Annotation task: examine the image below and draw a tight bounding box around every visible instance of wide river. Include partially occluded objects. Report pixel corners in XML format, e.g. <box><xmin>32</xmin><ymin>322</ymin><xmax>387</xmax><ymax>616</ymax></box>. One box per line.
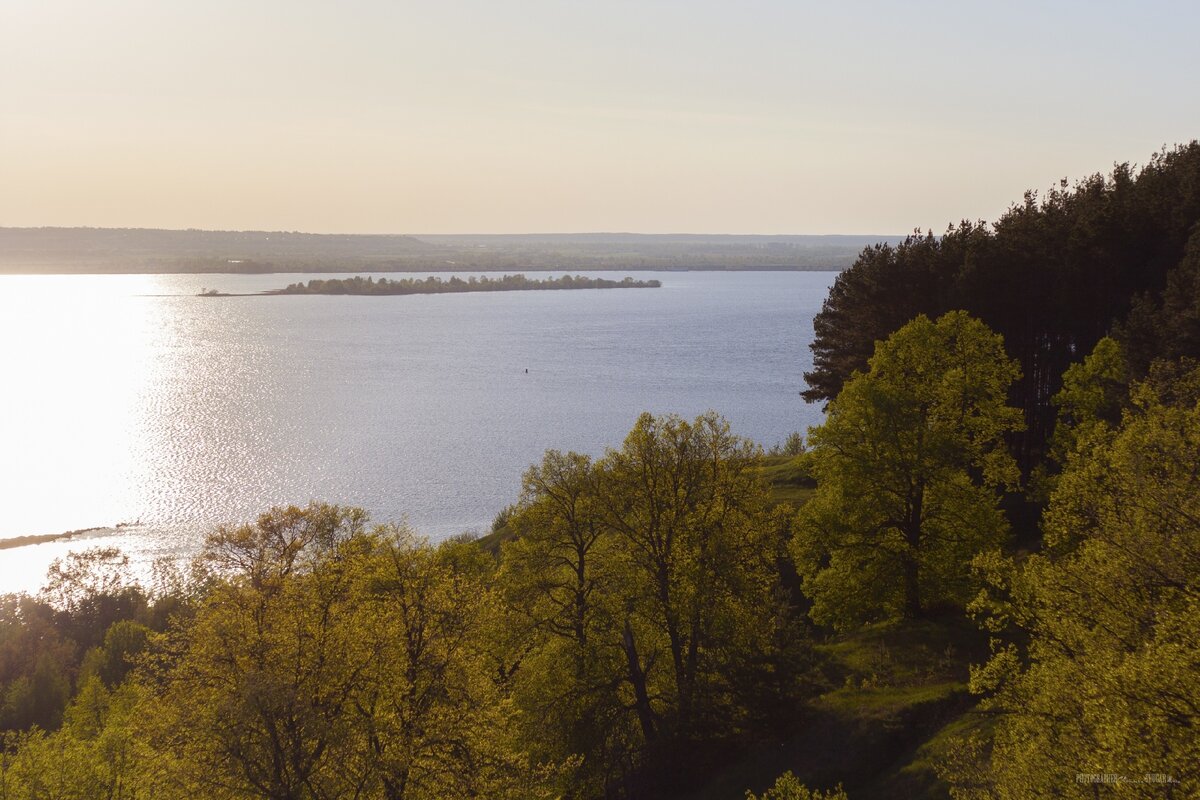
<box><xmin>0</xmin><ymin>271</ymin><xmax>834</xmax><ymax>594</ymax></box>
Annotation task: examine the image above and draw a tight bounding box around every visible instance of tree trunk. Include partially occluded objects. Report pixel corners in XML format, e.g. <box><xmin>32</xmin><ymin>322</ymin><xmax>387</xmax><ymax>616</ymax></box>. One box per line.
<box><xmin>621</xmin><ymin>619</ymin><xmax>657</xmax><ymax>742</ymax></box>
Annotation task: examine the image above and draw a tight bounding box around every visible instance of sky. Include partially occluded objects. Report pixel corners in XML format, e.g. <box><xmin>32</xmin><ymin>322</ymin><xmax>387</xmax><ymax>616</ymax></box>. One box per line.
<box><xmin>2</xmin><ymin>1</ymin><xmax>1198</xmax><ymax>235</ymax></box>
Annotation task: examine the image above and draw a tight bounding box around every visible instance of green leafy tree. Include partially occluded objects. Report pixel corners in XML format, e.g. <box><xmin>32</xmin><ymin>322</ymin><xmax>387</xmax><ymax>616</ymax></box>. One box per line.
<box><xmin>39</xmin><ymin>547</ymin><xmax>149</xmax><ymax>653</ymax></box>
<box><xmin>39</xmin><ymin>548</ymin><xmax>132</xmax><ymax>614</ymax></box>
<box><xmin>597</xmin><ymin>412</ymin><xmax>779</xmax><ymax>741</ymax></box>
<box><xmin>804</xmin><ymin>230</ymin><xmax>964</xmax><ymax>405</ymax></box>
<box><xmin>0</xmin><ymin>595</ymin><xmax>74</xmax><ymax>733</ymax></box>
<box><xmin>133</xmin><ymin>504</ymin><xmax>548</xmax><ymax>800</ymax></box>
<box><xmin>80</xmin><ymin>619</ymin><xmax>152</xmax><ymax>688</ymax></box>
<box><xmin>792</xmin><ymin>312</ymin><xmax>1023</xmax><ymax>629</ymax></box>
<box><xmin>1</xmin><ymin>652</ymin><xmax>71</xmax><ymax>733</ymax></box>
<box><xmin>768</xmin><ymin>432</ymin><xmax>806</xmax><ymax>457</ymax></box>
<box><xmin>498</xmin><ymin>413</ymin><xmax>813</xmax><ymax>796</ymax></box>
<box><xmin>499</xmin><ymin>451</ymin><xmax>635</xmax><ymax>795</ymax></box>
<box><xmin>747</xmin><ymin>772</ymin><xmax>849</xmax><ymax>800</ymax></box>
<box><xmin>0</xmin><ymin>678</ymin><xmax>154</xmax><ymax>800</ymax></box>
<box><xmin>950</xmin><ymin>371</ymin><xmax>1200</xmax><ymax>797</ymax></box>
<box><xmin>1047</xmin><ymin>336</ymin><xmax>1128</xmax><ymax>464</ymax></box>
<box><xmin>144</xmin><ymin>504</ymin><xmax>376</xmax><ymax>800</ymax></box>
<box><xmin>347</xmin><ymin>529</ymin><xmax>551</xmax><ymax>800</ymax></box>
<box><xmin>1</xmin><ymin>505</ymin><xmax>558</xmax><ymax>800</ymax></box>
<box><xmin>1027</xmin><ymin>336</ymin><xmax>1130</xmax><ymax>503</ymax></box>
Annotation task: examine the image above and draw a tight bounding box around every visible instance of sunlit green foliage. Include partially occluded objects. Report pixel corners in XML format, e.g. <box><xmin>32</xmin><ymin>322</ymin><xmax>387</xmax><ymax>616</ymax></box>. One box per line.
<box><xmin>0</xmin><ymin>672</ymin><xmax>158</xmax><ymax>799</ymax></box>
<box><xmin>1</xmin><ymin>411</ymin><xmax>813</xmax><ymax>799</ymax></box>
<box><xmin>499</xmin><ymin>414</ymin><xmax>816</xmax><ymax>795</ymax></box>
<box><xmin>746</xmin><ymin>772</ymin><xmax>849</xmax><ymax>800</ymax></box>
<box><xmin>599</xmin><ymin>412</ymin><xmax>780</xmax><ymax>739</ymax></box>
<box><xmin>793</xmin><ymin>312</ymin><xmax>1022</xmax><ymax>629</ymax></box>
<box><xmin>0</xmin><ymin>547</ymin><xmax>164</xmax><ymax>735</ymax></box>
<box><xmin>1047</xmin><ymin>336</ymin><xmax>1128</xmax><ymax>464</ymax></box>
<box><xmin>146</xmin><ymin>505</ymin><xmax>557</xmax><ymax>799</ymax></box>
<box><xmin>0</xmin><ymin>505</ymin><xmax>567</xmax><ymax>800</ymax></box>
<box><xmin>5</xmin><ymin>363</ymin><xmax>1195</xmax><ymax>798</ymax></box>
<box><xmin>946</xmin><ymin>368</ymin><xmax>1200</xmax><ymax>798</ymax></box>
<box><xmin>768</xmin><ymin>432</ymin><xmax>806</xmax><ymax>457</ymax></box>
<box><xmin>499</xmin><ymin>450</ymin><xmax>634</xmax><ymax>795</ymax></box>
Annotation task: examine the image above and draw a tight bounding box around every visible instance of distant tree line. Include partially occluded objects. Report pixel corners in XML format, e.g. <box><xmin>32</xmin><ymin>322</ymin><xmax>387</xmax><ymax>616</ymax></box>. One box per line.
<box><xmin>0</xmin><ymin>229</ymin><xmax>889</xmax><ymax>274</ymax></box>
<box><xmin>272</xmin><ymin>273</ymin><xmax>662</xmax><ymax>295</ymax></box>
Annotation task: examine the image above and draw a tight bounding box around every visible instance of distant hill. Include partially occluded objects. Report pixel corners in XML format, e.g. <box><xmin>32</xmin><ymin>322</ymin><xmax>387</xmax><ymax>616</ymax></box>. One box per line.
<box><xmin>0</xmin><ymin>228</ymin><xmax>900</xmax><ymax>274</ymax></box>
<box><xmin>0</xmin><ymin>228</ymin><xmax>429</xmax><ymax>274</ymax></box>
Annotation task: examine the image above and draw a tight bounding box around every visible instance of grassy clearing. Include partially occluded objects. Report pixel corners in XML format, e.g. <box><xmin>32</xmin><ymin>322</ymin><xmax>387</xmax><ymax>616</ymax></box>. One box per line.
<box><xmin>756</xmin><ymin>454</ymin><xmax>815</xmax><ymax>508</ymax></box>
<box><xmin>816</xmin><ymin>618</ymin><xmax>984</xmax><ymax>688</ymax></box>
<box><xmin>695</xmin><ymin>618</ymin><xmax>986</xmax><ymax>800</ymax></box>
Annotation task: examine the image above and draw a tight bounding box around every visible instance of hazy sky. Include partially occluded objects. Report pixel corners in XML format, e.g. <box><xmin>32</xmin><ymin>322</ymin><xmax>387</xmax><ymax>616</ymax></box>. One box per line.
<box><xmin>2</xmin><ymin>1</ymin><xmax>1198</xmax><ymax>234</ymax></box>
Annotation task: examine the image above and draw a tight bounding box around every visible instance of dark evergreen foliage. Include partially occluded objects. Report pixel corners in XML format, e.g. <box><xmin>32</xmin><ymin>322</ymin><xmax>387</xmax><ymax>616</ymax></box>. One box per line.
<box><xmin>804</xmin><ymin>142</ymin><xmax>1200</xmax><ymax>472</ymax></box>
<box><xmin>1120</xmin><ymin>228</ymin><xmax>1200</xmax><ymax>376</ymax></box>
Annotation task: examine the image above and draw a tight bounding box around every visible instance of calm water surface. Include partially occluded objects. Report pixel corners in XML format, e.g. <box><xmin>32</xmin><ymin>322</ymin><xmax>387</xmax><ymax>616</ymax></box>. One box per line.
<box><xmin>0</xmin><ymin>271</ymin><xmax>834</xmax><ymax>593</ymax></box>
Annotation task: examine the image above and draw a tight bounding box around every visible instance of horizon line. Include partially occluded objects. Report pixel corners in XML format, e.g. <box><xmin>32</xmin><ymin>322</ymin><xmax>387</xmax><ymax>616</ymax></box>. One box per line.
<box><xmin>0</xmin><ymin>225</ymin><xmax>905</xmax><ymax>239</ymax></box>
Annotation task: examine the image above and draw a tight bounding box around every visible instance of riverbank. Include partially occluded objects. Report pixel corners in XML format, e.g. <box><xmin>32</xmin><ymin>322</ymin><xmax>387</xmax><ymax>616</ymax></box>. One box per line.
<box><xmin>0</xmin><ymin>523</ymin><xmax>137</xmax><ymax>551</ymax></box>
<box><xmin>0</xmin><ymin>526</ymin><xmax>102</xmax><ymax>551</ymax></box>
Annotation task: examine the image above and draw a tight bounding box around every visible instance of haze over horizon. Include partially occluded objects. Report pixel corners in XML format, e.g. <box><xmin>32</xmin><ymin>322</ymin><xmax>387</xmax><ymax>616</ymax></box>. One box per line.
<box><xmin>3</xmin><ymin>225</ymin><xmax>898</xmax><ymax>237</ymax></box>
<box><xmin>3</xmin><ymin>1</ymin><xmax>1199</xmax><ymax>235</ymax></box>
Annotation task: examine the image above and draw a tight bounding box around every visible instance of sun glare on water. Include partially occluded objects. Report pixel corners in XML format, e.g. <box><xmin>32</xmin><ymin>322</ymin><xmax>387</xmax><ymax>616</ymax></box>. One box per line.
<box><xmin>0</xmin><ymin>275</ymin><xmax>171</xmax><ymax>591</ymax></box>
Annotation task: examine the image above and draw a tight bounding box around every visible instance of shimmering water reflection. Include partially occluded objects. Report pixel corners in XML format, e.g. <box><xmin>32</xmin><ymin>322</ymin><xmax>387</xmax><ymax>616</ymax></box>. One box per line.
<box><xmin>0</xmin><ymin>271</ymin><xmax>834</xmax><ymax>593</ymax></box>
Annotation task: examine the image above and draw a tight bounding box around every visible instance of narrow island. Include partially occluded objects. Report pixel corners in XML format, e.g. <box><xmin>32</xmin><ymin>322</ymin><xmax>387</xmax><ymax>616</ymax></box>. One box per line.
<box><xmin>268</xmin><ymin>273</ymin><xmax>661</xmax><ymax>295</ymax></box>
<box><xmin>197</xmin><ymin>273</ymin><xmax>661</xmax><ymax>297</ymax></box>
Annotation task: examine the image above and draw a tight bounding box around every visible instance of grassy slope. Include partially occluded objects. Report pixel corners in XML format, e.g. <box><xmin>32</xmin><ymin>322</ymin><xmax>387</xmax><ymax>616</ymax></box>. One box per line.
<box><xmin>757</xmin><ymin>454</ymin><xmax>815</xmax><ymax>508</ymax></box>
<box><xmin>694</xmin><ymin>457</ymin><xmax>985</xmax><ymax>800</ymax></box>
<box><xmin>693</xmin><ymin>619</ymin><xmax>986</xmax><ymax>800</ymax></box>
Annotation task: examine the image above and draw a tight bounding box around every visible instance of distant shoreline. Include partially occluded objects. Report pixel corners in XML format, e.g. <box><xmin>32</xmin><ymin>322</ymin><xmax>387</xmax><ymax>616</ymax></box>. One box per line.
<box><xmin>0</xmin><ymin>227</ymin><xmax>895</xmax><ymax>274</ymax></box>
<box><xmin>0</xmin><ymin>522</ymin><xmax>138</xmax><ymax>552</ymax></box>
<box><xmin>0</xmin><ymin>526</ymin><xmax>103</xmax><ymax>551</ymax></box>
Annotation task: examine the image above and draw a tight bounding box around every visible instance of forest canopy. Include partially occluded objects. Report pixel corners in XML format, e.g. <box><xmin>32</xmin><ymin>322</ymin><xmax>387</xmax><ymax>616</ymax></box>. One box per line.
<box><xmin>804</xmin><ymin>141</ymin><xmax>1200</xmax><ymax>478</ymax></box>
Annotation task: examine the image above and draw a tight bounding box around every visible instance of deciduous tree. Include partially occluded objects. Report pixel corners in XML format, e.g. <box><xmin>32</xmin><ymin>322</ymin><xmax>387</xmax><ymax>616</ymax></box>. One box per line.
<box><xmin>948</xmin><ymin>369</ymin><xmax>1200</xmax><ymax>798</ymax></box>
<box><xmin>792</xmin><ymin>312</ymin><xmax>1022</xmax><ymax>629</ymax></box>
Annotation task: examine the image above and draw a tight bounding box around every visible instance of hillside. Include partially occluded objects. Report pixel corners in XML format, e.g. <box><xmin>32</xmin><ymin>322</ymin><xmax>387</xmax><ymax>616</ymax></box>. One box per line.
<box><xmin>0</xmin><ymin>228</ymin><xmax>899</xmax><ymax>274</ymax></box>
